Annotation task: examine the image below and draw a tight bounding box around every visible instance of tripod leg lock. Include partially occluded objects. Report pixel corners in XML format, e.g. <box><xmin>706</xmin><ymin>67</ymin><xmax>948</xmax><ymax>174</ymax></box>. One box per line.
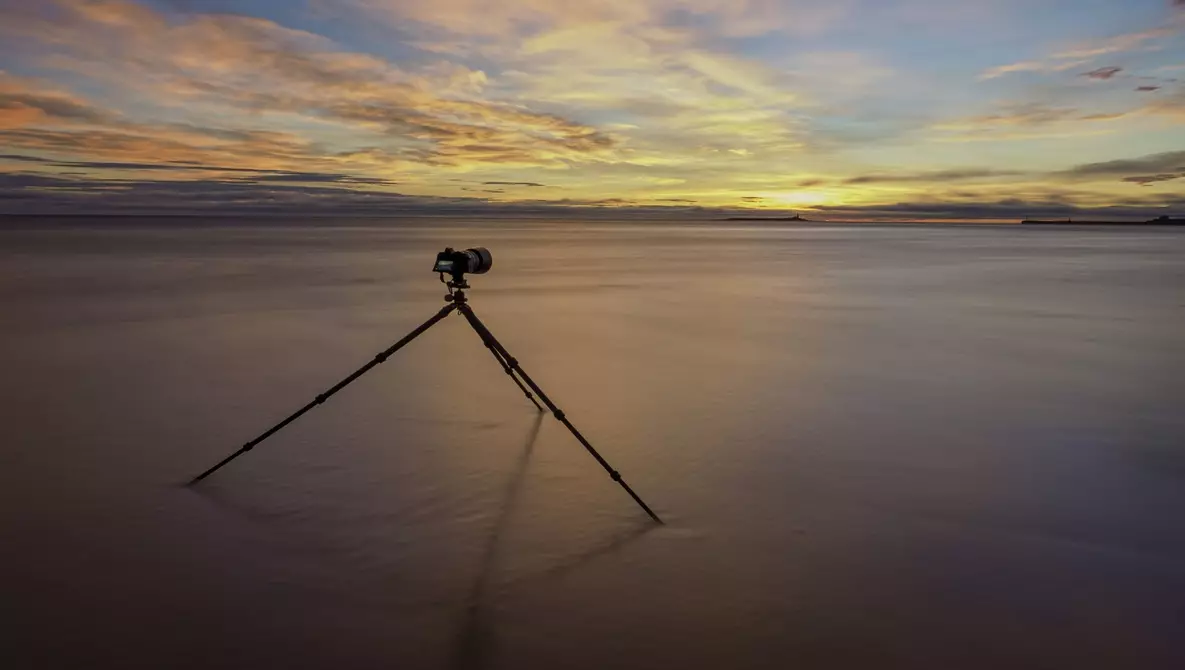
<box><xmin>553</xmin><ymin>409</ymin><xmax>566</xmax><ymax>421</ymax></box>
<box><xmin>609</xmin><ymin>470</ymin><xmax>621</xmax><ymax>481</ymax></box>
<box><xmin>315</xmin><ymin>394</ymin><xmax>327</xmax><ymax>404</ymax></box>
<box><xmin>242</xmin><ymin>443</ymin><xmax>254</xmax><ymax>452</ymax></box>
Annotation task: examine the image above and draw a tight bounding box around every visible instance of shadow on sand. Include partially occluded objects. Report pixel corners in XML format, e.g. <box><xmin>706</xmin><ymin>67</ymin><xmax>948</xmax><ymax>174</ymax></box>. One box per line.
<box><xmin>450</xmin><ymin>414</ymin><xmax>656</xmax><ymax>669</ymax></box>
<box><xmin>183</xmin><ymin>413</ymin><xmax>656</xmax><ymax>669</ymax></box>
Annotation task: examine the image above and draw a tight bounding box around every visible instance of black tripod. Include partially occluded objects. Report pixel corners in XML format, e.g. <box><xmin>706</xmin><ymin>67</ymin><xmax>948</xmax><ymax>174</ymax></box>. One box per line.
<box><xmin>188</xmin><ymin>277</ymin><xmax>663</xmax><ymax>524</ymax></box>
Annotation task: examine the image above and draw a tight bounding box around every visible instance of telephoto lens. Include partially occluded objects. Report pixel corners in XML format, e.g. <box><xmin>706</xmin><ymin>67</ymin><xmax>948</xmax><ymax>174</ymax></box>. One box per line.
<box><xmin>463</xmin><ymin>247</ymin><xmax>493</xmax><ymax>274</ymax></box>
<box><xmin>433</xmin><ymin>247</ymin><xmax>493</xmax><ymax>276</ymax></box>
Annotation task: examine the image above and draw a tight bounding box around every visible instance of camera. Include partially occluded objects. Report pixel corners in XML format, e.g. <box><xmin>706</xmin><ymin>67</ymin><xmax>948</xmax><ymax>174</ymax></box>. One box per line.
<box><xmin>433</xmin><ymin>247</ymin><xmax>493</xmax><ymax>278</ymax></box>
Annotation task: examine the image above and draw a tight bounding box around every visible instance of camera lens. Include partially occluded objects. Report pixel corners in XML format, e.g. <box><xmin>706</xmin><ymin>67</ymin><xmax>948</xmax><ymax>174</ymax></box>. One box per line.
<box><xmin>465</xmin><ymin>247</ymin><xmax>493</xmax><ymax>274</ymax></box>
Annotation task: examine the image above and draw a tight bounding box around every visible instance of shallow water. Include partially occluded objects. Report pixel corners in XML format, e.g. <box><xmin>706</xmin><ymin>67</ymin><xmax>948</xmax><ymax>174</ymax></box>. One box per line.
<box><xmin>4</xmin><ymin>219</ymin><xmax>1185</xmax><ymax>669</ymax></box>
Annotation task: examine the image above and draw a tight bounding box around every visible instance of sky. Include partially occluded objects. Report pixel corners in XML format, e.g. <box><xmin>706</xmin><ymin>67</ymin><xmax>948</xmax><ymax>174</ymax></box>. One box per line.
<box><xmin>1</xmin><ymin>0</ymin><xmax>1183</xmax><ymax>219</ymax></box>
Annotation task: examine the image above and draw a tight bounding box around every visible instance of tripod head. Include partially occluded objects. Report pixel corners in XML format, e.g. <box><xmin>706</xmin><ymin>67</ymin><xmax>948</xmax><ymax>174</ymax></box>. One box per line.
<box><xmin>434</xmin><ymin>247</ymin><xmax>492</xmax><ymax>291</ymax></box>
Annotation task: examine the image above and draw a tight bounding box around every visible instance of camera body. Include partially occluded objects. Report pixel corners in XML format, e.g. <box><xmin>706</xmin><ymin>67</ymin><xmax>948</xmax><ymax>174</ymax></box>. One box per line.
<box><xmin>433</xmin><ymin>247</ymin><xmax>493</xmax><ymax>280</ymax></box>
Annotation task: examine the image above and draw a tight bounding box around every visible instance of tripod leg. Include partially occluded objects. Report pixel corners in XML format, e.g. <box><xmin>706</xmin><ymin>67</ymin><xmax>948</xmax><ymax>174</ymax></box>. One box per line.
<box><xmin>456</xmin><ymin>303</ymin><xmax>663</xmax><ymax>524</ymax></box>
<box><xmin>188</xmin><ymin>303</ymin><xmax>458</xmax><ymax>485</ymax></box>
<box><xmin>470</xmin><ymin>316</ymin><xmax>544</xmax><ymax>411</ymax></box>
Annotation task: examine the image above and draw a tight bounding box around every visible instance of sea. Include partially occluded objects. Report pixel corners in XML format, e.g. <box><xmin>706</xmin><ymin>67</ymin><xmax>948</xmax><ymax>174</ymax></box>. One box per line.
<box><xmin>3</xmin><ymin>217</ymin><xmax>1184</xmax><ymax>669</ymax></box>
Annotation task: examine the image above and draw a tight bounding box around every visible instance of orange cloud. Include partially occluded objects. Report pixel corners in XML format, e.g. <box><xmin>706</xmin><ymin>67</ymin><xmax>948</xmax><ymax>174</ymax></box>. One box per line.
<box><xmin>3</xmin><ymin>0</ymin><xmax>619</xmax><ymax>170</ymax></box>
<box><xmin>0</xmin><ymin>74</ymin><xmax>405</xmax><ymax>177</ymax></box>
<box><xmin>1146</xmin><ymin>100</ymin><xmax>1185</xmax><ymax>120</ymax></box>
<box><xmin>0</xmin><ymin>73</ymin><xmax>113</xmax><ymax>128</ymax></box>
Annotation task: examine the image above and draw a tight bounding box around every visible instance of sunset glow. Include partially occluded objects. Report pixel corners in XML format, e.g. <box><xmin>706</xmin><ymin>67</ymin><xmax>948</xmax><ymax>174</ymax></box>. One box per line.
<box><xmin>1</xmin><ymin>0</ymin><xmax>1183</xmax><ymax>218</ymax></box>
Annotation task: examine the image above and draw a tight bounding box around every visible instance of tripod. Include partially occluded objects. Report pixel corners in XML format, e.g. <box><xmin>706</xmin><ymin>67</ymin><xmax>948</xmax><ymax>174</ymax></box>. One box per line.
<box><xmin>188</xmin><ymin>278</ymin><xmax>663</xmax><ymax>524</ymax></box>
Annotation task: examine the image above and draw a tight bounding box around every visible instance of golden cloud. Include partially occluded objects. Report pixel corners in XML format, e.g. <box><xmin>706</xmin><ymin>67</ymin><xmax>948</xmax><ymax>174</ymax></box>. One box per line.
<box><xmin>352</xmin><ymin>0</ymin><xmax>854</xmax><ymax>41</ymax></box>
<box><xmin>3</xmin><ymin>0</ymin><xmax>621</xmax><ymax>172</ymax></box>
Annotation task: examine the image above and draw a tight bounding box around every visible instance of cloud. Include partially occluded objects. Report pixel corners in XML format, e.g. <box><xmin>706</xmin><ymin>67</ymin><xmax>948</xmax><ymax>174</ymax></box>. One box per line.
<box><xmin>0</xmin><ymin>171</ymin><xmax>466</xmax><ymax>213</ymax></box>
<box><xmin>0</xmin><ymin>73</ymin><xmax>114</xmax><ymax>128</ymax></box>
<box><xmin>2</xmin><ymin>0</ymin><xmax>1183</xmax><ymax>215</ymax></box>
<box><xmin>1122</xmin><ymin>173</ymin><xmax>1184</xmax><ymax>185</ymax></box>
<box><xmin>938</xmin><ymin>104</ymin><xmax>1099</xmax><ymax>128</ymax></box>
<box><xmin>808</xmin><ymin>151</ymin><xmax>1185</xmax><ymax>193</ymax></box>
<box><xmin>237</xmin><ymin>173</ymin><xmax>397</xmax><ymax>185</ymax></box>
<box><xmin>0</xmin><ymin>170</ymin><xmax>717</xmax><ymax>215</ymax></box>
<box><xmin>843</xmin><ymin>168</ymin><xmax>1025</xmax><ymax>185</ymax></box>
<box><xmin>1141</xmin><ymin>89</ymin><xmax>1185</xmax><ymax>119</ymax></box>
<box><xmin>928</xmin><ymin>103</ymin><xmax>1136</xmax><ymax>141</ymax></box>
<box><xmin>813</xmin><ymin>195</ymin><xmax>1185</xmax><ymax>221</ymax></box>
<box><xmin>0</xmin><ymin>153</ymin><xmax>53</xmax><ymax>163</ymax></box>
<box><xmin>1063</xmin><ymin>150</ymin><xmax>1185</xmax><ymax>177</ymax></box>
<box><xmin>979</xmin><ymin>23</ymin><xmax>1183</xmax><ymax>79</ymax></box>
<box><xmin>1082</xmin><ymin>66</ymin><xmax>1123</xmax><ymax>80</ymax></box>
<box><xmin>344</xmin><ymin>0</ymin><xmax>897</xmax><ymax>170</ymax></box>
<box><xmin>944</xmin><ymin>79</ymin><xmax>1181</xmax><ymax>133</ymax></box>
<box><xmin>1061</xmin><ymin>150</ymin><xmax>1185</xmax><ymax>186</ymax></box>
<box><xmin>1</xmin><ymin>0</ymin><xmax>619</xmax><ymax>170</ymax></box>
<box><xmin>491</xmin><ymin>29</ymin><xmax>820</xmax><ymax>164</ymax></box>
<box><xmin>352</xmin><ymin>0</ymin><xmax>855</xmax><ymax>44</ymax></box>
<box><xmin>5</xmin><ymin>169</ymin><xmax>1184</xmax><ymax>220</ymax></box>
<box><xmin>0</xmin><ymin>1</ymin><xmax>1009</xmax><ymax>211</ymax></box>
<box><xmin>979</xmin><ymin>58</ymin><xmax>1091</xmax><ymax>80</ymax></box>
<box><xmin>818</xmin><ymin>152</ymin><xmax>1185</xmax><ymax>190</ymax></box>
<box><xmin>1052</xmin><ymin>26</ymin><xmax>1180</xmax><ymax>60</ymax></box>
<box><xmin>0</xmin><ymin>124</ymin><xmax>335</xmax><ymax>174</ymax></box>
<box><xmin>0</xmin><ymin>152</ymin><xmax>401</xmax><ymax>185</ymax></box>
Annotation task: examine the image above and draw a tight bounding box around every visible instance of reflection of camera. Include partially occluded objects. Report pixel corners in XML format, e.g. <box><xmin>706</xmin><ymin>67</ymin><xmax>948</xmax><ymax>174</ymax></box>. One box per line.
<box><xmin>433</xmin><ymin>247</ymin><xmax>493</xmax><ymax>278</ymax></box>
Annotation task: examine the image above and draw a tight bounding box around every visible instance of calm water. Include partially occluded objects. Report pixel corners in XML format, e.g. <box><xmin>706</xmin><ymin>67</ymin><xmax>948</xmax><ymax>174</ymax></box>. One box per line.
<box><xmin>4</xmin><ymin>219</ymin><xmax>1185</xmax><ymax>669</ymax></box>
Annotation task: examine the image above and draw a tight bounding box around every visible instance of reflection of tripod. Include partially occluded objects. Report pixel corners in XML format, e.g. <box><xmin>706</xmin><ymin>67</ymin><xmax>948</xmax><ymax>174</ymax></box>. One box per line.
<box><xmin>188</xmin><ymin>277</ymin><xmax>662</xmax><ymax>524</ymax></box>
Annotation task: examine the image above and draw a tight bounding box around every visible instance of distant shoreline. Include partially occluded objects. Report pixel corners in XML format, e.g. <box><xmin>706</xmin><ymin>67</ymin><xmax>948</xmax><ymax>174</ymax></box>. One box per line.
<box><xmin>722</xmin><ymin>216</ymin><xmax>811</xmax><ymax>222</ymax></box>
<box><xmin>3</xmin><ymin>214</ymin><xmax>1185</xmax><ymax>228</ymax></box>
<box><xmin>1022</xmin><ymin>217</ymin><xmax>1185</xmax><ymax>226</ymax></box>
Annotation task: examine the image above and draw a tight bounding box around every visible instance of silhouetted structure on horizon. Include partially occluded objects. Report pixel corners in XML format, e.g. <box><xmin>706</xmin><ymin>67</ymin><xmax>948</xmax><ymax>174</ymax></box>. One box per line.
<box><xmin>1021</xmin><ymin>215</ymin><xmax>1185</xmax><ymax>226</ymax></box>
